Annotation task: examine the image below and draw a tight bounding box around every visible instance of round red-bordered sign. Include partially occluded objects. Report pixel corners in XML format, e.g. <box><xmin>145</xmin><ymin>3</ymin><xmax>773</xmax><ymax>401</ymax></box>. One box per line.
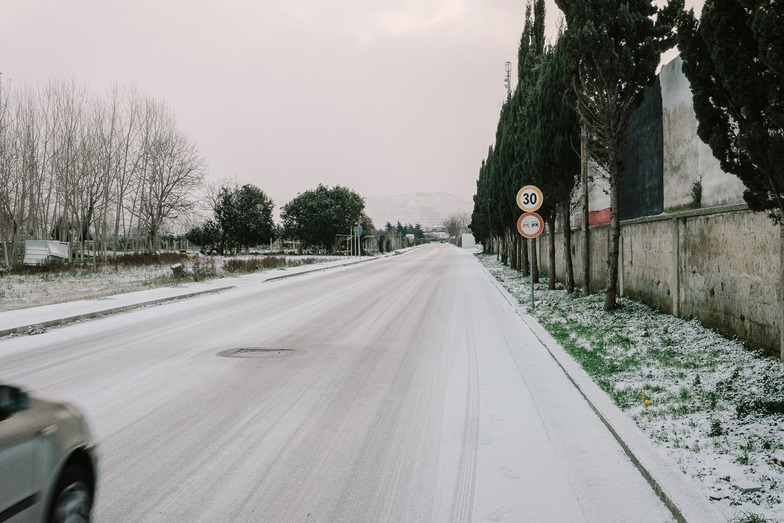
<box><xmin>517</xmin><ymin>212</ymin><xmax>544</xmax><ymax>238</ymax></box>
<box><xmin>516</xmin><ymin>185</ymin><xmax>543</xmax><ymax>212</ymax></box>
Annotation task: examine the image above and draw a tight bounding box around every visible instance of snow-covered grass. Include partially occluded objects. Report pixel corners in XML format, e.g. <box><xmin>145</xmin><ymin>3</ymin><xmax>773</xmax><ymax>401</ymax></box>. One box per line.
<box><xmin>478</xmin><ymin>253</ymin><xmax>784</xmax><ymax>522</ymax></box>
<box><xmin>0</xmin><ymin>254</ymin><xmax>330</xmax><ymax>312</ymax></box>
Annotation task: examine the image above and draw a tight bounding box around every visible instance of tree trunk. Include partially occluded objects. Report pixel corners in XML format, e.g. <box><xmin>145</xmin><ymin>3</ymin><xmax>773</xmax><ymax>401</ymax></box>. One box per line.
<box><xmin>532</xmin><ymin>238</ymin><xmax>539</xmax><ymax>283</ymax></box>
<box><xmin>562</xmin><ymin>202</ymin><xmax>575</xmax><ymax>294</ymax></box>
<box><xmin>547</xmin><ymin>215</ymin><xmax>556</xmax><ymax>290</ymax></box>
<box><xmin>523</xmin><ymin>238</ymin><xmax>530</xmax><ymax>276</ymax></box>
<box><xmin>604</xmin><ymin>156</ymin><xmax>621</xmax><ymax>311</ymax></box>
<box><xmin>518</xmin><ymin>235</ymin><xmax>525</xmax><ymax>272</ymax></box>
<box><xmin>780</xmin><ymin>222</ymin><xmax>784</xmax><ymax>360</ymax></box>
<box><xmin>581</xmin><ymin>123</ymin><xmax>590</xmax><ymax>296</ymax></box>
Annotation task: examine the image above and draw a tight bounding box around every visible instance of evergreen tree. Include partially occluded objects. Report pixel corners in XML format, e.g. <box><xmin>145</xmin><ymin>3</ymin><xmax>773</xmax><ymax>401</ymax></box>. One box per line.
<box><xmin>515</xmin><ymin>0</ymin><xmax>548</xmax><ymax>277</ymax></box>
<box><xmin>677</xmin><ymin>0</ymin><xmax>784</xmax><ymax>356</ymax></box>
<box><xmin>555</xmin><ymin>0</ymin><xmax>681</xmax><ymax>310</ymax></box>
<box><xmin>185</xmin><ymin>219</ymin><xmax>221</xmax><ymax>252</ymax></box>
<box><xmin>531</xmin><ymin>32</ymin><xmax>581</xmax><ymax>291</ymax></box>
<box><xmin>281</xmin><ymin>185</ymin><xmax>365</xmax><ymax>253</ymax></box>
<box><xmin>213</xmin><ymin>184</ymin><xmax>276</xmax><ymax>254</ymax></box>
<box><xmin>471</xmin><ymin>157</ymin><xmax>493</xmax><ymax>252</ymax></box>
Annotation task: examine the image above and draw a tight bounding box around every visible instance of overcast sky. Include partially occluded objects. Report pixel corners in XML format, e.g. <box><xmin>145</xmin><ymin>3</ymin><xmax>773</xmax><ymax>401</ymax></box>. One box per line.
<box><xmin>0</xmin><ymin>0</ymin><xmax>700</xmax><ymax>211</ymax></box>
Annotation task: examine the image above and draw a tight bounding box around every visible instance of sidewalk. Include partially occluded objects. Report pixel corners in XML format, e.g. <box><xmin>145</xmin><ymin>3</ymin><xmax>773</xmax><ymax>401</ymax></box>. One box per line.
<box><xmin>479</xmin><ymin>261</ymin><xmax>727</xmax><ymax>523</ymax></box>
<box><xmin>0</xmin><ymin>256</ymin><xmax>375</xmax><ymax>338</ymax></box>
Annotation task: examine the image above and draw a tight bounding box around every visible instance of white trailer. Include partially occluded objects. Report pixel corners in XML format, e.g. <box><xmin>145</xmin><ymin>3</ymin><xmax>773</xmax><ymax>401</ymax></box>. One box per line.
<box><xmin>23</xmin><ymin>240</ymin><xmax>70</xmax><ymax>266</ymax></box>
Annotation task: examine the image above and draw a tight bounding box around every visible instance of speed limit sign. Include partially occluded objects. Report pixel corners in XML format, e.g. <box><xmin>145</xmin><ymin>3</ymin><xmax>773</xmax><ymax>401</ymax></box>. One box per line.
<box><xmin>516</xmin><ymin>185</ymin><xmax>543</xmax><ymax>212</ymax></box>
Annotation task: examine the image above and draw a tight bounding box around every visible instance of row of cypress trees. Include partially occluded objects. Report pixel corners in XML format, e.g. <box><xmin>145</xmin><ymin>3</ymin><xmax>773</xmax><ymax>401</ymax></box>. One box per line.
<box><xmin>471</xmin><ymin>0</ymin><xmax>679</xmax><ymax>308</ymax></box>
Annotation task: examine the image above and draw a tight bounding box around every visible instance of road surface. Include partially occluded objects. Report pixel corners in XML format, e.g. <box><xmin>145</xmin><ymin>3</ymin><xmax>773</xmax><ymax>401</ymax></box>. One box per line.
<box><xmin>0</xmin><ymin>244</ymin><xmax>674</xmax><ymax>522</ymax></box>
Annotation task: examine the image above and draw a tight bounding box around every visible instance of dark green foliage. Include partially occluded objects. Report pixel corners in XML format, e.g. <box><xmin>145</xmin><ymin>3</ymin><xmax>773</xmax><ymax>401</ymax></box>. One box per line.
<box><xmin>222</xmin><ymin>256</ymin><xmax>286</xmax><ymax>273</ymax></box>
<box><xmin>677</xmin><ymin>0</ymin><xmax>784</xmax><ymax>220</ymax></box>
<box><xmin>185</xmin><ymin>219</ymin><xmax>221</xmax><ymax>252</ymax></box>
<box><xmin>471</xmin><ymin>155</ymin><xmax>494</xmax><ymax>250</ymax></box>
<box><xmin>555</xmin><ymin>0</ymin><xmax>681</xmax><ymax>310</ymax></box>
<box><xmin>214</xmin><ymin>184</ymin><xmax>276</xmax><ymax>254</ymax></box>
<box><xmin>691</xmin><ymin>179</ymin><xmax>702</xmax><ymax>209</ymax></box>
<box><xmin>471</xmin><ymin>1</ymin><xmax>548</xmax><ymax>263</ymax></box>
<box><xmin>391</xmin><ymin>222</ymin><xmax>424</xmax><ymax>239</ymax></box>
<box><xmin>280</xmin><ymin>184</ymin><xmax>367</xmax><ymax>253</ymax></box>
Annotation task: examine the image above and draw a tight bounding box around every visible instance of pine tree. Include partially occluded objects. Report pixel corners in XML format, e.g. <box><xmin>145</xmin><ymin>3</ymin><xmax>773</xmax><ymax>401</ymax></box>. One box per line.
<box><xmin>555</xmin><ymin>0</ymin><xmax>681</xmax><ymax>310</ymax></box>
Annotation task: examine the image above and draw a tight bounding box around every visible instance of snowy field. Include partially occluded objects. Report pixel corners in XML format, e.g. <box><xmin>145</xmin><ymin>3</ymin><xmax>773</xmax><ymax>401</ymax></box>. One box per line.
<box><xmin>478</xmin><ymin>253</ymin><xmax>784</xmax><ymax>522</ymax></box>
<box><xmin>0</xmin><ymin>254</ymin><xmax>333</xmax><ymax>312</ymax></box>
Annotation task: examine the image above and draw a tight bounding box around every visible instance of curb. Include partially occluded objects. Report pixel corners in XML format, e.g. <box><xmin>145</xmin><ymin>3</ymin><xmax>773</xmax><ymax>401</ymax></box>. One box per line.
<box><xmin>478</xmin><ymin>262</ymin><xmax>727</xmax><ymax>523</ymax></box>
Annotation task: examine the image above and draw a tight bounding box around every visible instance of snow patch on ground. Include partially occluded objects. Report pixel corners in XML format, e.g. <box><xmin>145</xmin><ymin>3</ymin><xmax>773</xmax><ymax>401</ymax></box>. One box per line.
<box><xmin>0</xmin><ymin>255</ymin><xmax>341</xmax><ymax>312</ymax></box>
<box><xmin>479</xmin><ymin>254</ymin><xmax>784</xmax><ymax>521</ymax></box>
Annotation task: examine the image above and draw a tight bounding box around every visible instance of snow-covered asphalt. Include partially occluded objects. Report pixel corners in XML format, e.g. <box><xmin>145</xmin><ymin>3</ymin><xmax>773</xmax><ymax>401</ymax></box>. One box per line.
<box><xmin>0</xmin><ymin>244</ymin><xmax>715</xmax><ymax>521</ymax></box>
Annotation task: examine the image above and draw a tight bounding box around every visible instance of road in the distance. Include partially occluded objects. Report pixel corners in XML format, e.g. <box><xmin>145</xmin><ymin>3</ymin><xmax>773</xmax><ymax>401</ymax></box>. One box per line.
<box><xmin>0</xmin><ymin>244</ymin><xmax>674</xmax><ymax>522</ymax></box>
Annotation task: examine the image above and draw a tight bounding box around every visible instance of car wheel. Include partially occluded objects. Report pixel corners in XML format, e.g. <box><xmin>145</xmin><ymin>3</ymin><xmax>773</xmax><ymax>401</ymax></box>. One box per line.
<box><xmin>50</xmin><ymin>465</ymin><xmax>93</xmax><ymax>523</ymax></box>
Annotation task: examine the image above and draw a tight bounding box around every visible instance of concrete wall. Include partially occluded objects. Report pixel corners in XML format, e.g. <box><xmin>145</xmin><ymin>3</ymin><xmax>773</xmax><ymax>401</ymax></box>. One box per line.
<box><xmin>539</xmin><ymin>205</ymin><xmax>781</xmax><ymax>355</ymax></box>
<box><xmin>659</xmin><ymin>56</ymin><xmax>746</xmax><ymax>209</ymax></box>
<box><xmin>575</xmin><ymin>56</ymin><xmax>746</xmax><ymax>218</ymax></box>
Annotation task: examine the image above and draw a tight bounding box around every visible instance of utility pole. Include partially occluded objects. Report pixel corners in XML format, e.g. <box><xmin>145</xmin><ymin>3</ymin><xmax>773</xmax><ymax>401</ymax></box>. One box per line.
<box><xmin>504</xmin><ymin>61</ymin><xmax>512</xmax><ymax>97</ymax></box>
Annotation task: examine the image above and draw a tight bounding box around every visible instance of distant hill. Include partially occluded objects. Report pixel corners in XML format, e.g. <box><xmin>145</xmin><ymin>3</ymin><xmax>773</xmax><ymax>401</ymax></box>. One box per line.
<box><xmin>364</xmin><ymin>192</ymin><xmax>472</xmax><ymax>230</ymax></box>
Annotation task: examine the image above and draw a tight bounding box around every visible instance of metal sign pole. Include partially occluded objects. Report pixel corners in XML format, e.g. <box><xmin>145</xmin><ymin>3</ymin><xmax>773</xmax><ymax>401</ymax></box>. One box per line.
<box><xmin>530</xmin><ymin>239</ymin><xmax>535</xmax><ymax>308</ymax></box>
<box><xmin>516</xmin><ymin>185</ymin><xmax>544</xmax><ymax>310</ymax></box>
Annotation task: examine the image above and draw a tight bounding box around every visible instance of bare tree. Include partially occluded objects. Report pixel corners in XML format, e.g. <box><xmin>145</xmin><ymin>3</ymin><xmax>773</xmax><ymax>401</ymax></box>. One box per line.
<box><xmin>443</xmin><ymin>211</ymin><xmax>470</xmax><ymax>244</ymax></box>
<box><xmin>0</xmin><ymin>77</ymin><xmax>204</xmax><ymax>265</ymax></box>
<box><xmin>0</xmin><ymin>79</ymin><xmax>18</xmax><ymax>266</ymax></box>
<box><xmin>134</xmin><ymin>98</ymin><xmax>205</xmax><ymax>252</ymax></box>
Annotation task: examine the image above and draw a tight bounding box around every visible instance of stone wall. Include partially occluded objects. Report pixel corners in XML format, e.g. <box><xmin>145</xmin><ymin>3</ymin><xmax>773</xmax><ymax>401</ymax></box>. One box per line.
<box><xmin>538</xmin><ymin>205</ymin><xmax>781</xmax><ymax>356</ymax></box>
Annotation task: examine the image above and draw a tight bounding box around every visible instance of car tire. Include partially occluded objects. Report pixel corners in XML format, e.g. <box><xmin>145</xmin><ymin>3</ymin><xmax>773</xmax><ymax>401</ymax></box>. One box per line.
<box><xmin>49</xmin><ymin>465</ymin><xmax>93</xmax><ymax>523</ymax></box>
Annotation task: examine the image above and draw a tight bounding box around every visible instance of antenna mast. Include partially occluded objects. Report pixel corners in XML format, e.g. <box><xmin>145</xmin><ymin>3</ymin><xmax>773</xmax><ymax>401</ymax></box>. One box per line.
<box><xmin>504</xmin><ymin>61</ymin><xmax>512</xmax><ymax>96</ymax></box>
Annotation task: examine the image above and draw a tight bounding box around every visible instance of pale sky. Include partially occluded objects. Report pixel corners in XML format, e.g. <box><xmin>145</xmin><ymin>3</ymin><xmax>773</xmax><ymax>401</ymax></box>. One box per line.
<box><xmin>0</xmin><ymin>0</ymin><xmax>701</xmax><ymax>212</ymax></box>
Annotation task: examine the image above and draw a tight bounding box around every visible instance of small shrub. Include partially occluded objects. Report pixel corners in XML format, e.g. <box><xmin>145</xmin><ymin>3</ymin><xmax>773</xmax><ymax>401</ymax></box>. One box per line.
<box><xmin>708</xmin><ymin>418</ymin><xmax>724</xmax><ymax>437</ymax></box>
<box><xmin>691</xmin><ymin>179</ymin><xmax>703</xmax><ymax>209</ymax></box>
<box><xmin>189</xmin><ymin>258</ymin><xmax>217</xmax><ymax>281</ymax></box>
<box><xmin>729</xmin><ymin>512</ymin><xmax>773</xmax><ymax>523</ymax></box>
<box><xmin>223</xmin><ymin>258</ymin><xmax>264</xmax><ymax>273</ymax></box>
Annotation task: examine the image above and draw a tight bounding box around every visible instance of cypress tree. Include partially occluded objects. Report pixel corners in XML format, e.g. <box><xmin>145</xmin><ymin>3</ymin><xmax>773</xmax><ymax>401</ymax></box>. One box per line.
<box><xmin>677</xmin><ymin>0</ymin><xmax>784</xmax><ymax>357</ymax></box>
<box><xmin>531</xmin><ymin>32</ymin><xmax>581</xmax><ymax>292</ymax></box>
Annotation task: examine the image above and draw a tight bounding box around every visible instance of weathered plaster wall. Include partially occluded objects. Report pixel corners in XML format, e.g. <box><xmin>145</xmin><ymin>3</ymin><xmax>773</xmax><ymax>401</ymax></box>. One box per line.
<box><xmin>539</xmin><ymin>206</ymin><xmax>780</xmax><ymax>355</ymax></box>
<box><xmin>676</xmin><ymin>208</ymin><xmax>779</xmax><ymax>350</ymax></box>
<box><xmin>660</xmin><ymin>56</ymin><xmax>745</xmax><ymax>209</ymax></box>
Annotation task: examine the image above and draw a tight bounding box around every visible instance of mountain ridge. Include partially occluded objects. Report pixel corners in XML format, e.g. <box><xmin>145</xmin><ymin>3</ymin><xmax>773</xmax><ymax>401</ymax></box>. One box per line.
<box><xmin>364</xmin><ymin>192</ymin><xmax>472</xmax><ymax>229</ymax></box>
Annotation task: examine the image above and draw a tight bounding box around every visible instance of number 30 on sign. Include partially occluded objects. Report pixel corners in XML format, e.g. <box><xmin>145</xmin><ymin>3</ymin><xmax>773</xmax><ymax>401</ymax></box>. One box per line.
<box><xmin>517</xmin><ymin>212</ymin><xmax>544</xmax><ymax>239</ymax></box>
<box><xmin>516</xmin><ymin>185</ymin><xmax>543</xmax><ymax>212</ymax></box>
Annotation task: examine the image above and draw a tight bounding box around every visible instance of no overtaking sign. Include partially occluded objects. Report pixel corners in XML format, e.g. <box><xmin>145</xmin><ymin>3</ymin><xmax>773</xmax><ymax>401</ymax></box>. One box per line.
<box><xmin>517</xmin><ymin>212</ymin><xmax>544</xmax><ymax>239</ymax></box>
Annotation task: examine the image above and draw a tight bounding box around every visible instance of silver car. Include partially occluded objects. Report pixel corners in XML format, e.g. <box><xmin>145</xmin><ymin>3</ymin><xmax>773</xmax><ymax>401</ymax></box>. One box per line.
<box><xmin>0</xmin><ymin>384</ymin><xmax>97</xmax><ymax>522</ymax></box>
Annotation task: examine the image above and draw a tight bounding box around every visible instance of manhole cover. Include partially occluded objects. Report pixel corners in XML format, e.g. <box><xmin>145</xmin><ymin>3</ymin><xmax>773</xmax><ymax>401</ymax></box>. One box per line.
<box><xmin>217</xmin><ymin>348</ymin><xmax>296</xmax><ymax>359</ymax></box>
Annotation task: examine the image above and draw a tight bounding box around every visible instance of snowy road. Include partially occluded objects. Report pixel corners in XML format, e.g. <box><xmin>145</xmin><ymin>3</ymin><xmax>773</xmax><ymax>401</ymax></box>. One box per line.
<box><xmin>0</xmin><ymin>244</ymin><xmax>675</xmax><ymax>522</ymax></box>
